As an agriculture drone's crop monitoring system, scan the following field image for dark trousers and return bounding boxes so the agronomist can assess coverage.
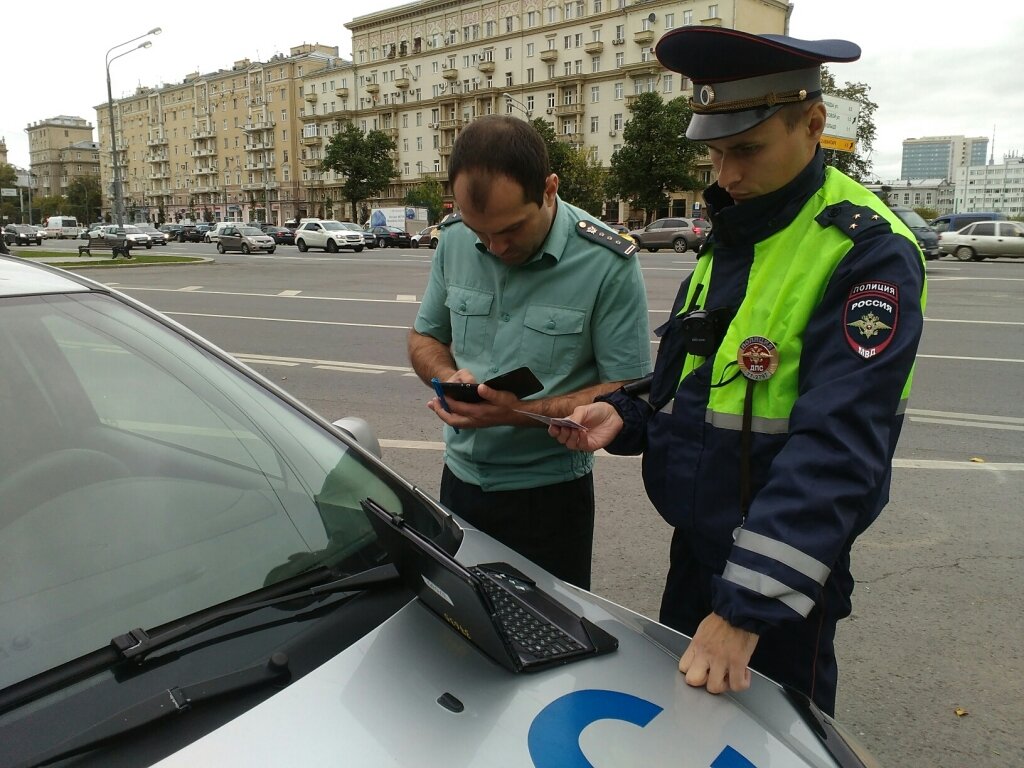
[440,465,595,589]
[659,528,847,716]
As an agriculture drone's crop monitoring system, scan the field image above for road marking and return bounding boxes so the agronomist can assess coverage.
[315,365,386,374]
[396,294,418,302]
[907,408,1024,425]
[167,311,410,331]
[278,289,302,296]
[235,352,412,373]
[179,285,204,291]
[917,353,1023,364]
[925,317,1024,326]
[234,357,299,367]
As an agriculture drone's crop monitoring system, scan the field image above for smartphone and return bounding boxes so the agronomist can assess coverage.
[439,366,543,403]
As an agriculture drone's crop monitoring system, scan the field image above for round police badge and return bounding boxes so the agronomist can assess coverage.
[737,336,779,381]
[698,84,716,107]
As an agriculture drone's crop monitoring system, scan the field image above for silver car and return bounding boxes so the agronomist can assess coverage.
[939,220,1024,261]
[630,217,706,253]
[0,254,878,768]
[216,225,277,254]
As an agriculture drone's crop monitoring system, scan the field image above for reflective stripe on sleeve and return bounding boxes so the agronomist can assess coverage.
[721,562,816,617]
[733,529,830,585]
[705,409,789,434]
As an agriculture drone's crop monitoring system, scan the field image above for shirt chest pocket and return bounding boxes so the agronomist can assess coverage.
[522,305,587,375]
[446,286,494,358]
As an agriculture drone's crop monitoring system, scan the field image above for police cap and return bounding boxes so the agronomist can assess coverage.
[654,27,860,141]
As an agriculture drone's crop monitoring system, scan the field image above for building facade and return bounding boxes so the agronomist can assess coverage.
[96,1,790,225]
[951,153,1024,218]
[900,135,988,181]
[25,116,101,200]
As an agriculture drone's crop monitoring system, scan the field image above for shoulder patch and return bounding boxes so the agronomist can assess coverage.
[574,220,638,259]
[844,281,899,359]
[440,213,463,229]
[815,201,893,242]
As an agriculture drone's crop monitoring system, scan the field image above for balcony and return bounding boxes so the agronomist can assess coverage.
[556,132,584,144]
[439,118,462,130]
[301,134,321,145]
[365,83,380,95]
[144,153,168,163]
[242,181,280,191]
[190,127,216,139]
[620,61,661,79]
[192,185,221,194]
[190,147,217,157]
[301,157,322,168]
[633,29,655,45]
[148,169,170,180]
[442,68,459,80]
[584,41,604,54]
[335,87,349,97]
[242,120,276,132]
[396,77,410,89]
[192,166,218,175]
[539,49,558,63]
[383,127,399,139]
[438,143,454,157]
[555,103,584,116]
[477,60,495,74]
[423,171,448,180]
[305,92,319,103]
[147,135,168,147]
[245,139,275,150]
[244,162,272,171]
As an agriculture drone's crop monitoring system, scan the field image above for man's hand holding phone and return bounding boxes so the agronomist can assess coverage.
[427,367,545,430]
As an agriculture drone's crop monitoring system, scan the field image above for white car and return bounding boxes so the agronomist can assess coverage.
[938,220,1024,261]
[0,254,879,768]
[294,219,365,252]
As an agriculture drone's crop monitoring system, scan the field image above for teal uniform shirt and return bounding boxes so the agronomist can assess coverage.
[414,196,652,492]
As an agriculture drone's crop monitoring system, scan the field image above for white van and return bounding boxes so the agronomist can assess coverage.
[44,215,81,239]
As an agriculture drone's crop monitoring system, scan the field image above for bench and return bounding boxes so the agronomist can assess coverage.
[78,238,132,259]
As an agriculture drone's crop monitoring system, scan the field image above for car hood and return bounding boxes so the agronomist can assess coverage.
[152,529,844,768]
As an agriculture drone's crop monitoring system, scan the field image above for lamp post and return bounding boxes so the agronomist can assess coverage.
[502,92,533,119]
[106,27,160,227]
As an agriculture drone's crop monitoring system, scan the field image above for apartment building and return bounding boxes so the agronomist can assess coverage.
[900,135,989,181]
[25,116,101,200]
[952,153,1024,217]
[97,1,789,225]
[95,44,342,225]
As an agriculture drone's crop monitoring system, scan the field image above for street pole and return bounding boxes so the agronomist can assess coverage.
[105,28,160,228]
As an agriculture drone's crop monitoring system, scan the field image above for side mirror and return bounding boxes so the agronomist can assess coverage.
[333,417,382,458]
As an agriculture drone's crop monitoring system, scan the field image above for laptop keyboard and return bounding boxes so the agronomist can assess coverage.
[473,569,586,659]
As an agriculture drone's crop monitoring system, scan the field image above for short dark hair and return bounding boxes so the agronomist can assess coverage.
[779,95,824,131]
[448,115,550,209]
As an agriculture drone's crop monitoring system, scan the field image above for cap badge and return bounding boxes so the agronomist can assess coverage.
[737,336,779,381]
[698,84,716,107]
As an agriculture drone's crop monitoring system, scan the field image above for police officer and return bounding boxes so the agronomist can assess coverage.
[409,115,652,589]
[550,27,927,715]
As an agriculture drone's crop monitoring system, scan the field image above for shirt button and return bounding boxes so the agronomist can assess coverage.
[459,303,467,312]
[546,320,556,329]
[491,366,499,373]
[502,313,511,322]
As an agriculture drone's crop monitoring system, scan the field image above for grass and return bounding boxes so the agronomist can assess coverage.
[11,250,206,267]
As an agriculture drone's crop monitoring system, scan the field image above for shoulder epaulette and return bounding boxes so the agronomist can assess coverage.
[574,220,638,259]
[815,201,893,242]
[440,213,463,228]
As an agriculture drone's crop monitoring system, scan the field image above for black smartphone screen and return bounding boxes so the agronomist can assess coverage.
[439,367,542,403]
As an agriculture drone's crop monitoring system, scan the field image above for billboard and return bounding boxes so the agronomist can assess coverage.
[821,95,862,153]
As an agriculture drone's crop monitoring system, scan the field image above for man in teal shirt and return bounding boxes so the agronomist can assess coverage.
[409,115,652,588]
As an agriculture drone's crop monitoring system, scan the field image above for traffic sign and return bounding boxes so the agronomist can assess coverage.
[821,95,861,153]
[1,188,17,197]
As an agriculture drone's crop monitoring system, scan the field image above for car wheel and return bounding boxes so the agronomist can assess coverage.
[36,239,42,245]
[672,238,688,253]
[326,239,339,253]
[954,245,975,262]
[241,243,251,254]
[204,235,210,243]
[216,243,225,254]
[268,247,275,254]
[146,243,152,249]
[377,237,386,248]
[296,239,308,252]
[647,247,659,252]
[430,238,438,248]
[354,245,364,252]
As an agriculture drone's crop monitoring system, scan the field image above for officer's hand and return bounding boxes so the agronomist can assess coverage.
[678,613,759,695]
[548,402,623,452]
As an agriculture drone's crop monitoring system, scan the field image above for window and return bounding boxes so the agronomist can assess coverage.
[615,52,624,68]
[527,42,535,57]
[527,68,535,83]
[663,74,673,93]
[708,4,719,18]
[565,35,572,49]
[505,72,514,86]
[526,96,535,111]
[505,47,513,60]
[614,81,624,99]
[416,136,423,150]
[591,85,600,102]
[615,24,624,41]
[665,13,675,29]
[575,33,583,47]
[592,56,601,73]
[506,16,514,32]
[683,10,692,24]
[590,116,600,133]
[527,10,538,26]
[547,6,558,23]
[547,92,556,108]
[613,113,623,130]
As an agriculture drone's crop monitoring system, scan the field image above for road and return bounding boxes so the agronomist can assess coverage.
[57,237,1024,767]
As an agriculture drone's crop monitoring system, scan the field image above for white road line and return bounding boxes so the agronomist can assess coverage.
[396,294,418,302]
[908,417,1024,432]
[179,285,203,291]
[926,318,1024,326]
[278,290,302,296]
[233,358,299,367]
[907,408,1024,425]
[236,352,412,373]
[314,365,386,374]
[917,353,1023,364]
[167,311,409,331]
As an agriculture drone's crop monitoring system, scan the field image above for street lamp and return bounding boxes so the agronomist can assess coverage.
[106,27,160,227]
[502,92,533,119]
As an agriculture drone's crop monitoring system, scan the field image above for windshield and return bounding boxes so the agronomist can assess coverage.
[894,209,930,229]
[123,226,142,234]
[322,221,345,231]
[240,227,264,236]
[0,292,430,691]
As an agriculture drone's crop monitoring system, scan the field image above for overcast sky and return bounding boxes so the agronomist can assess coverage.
[4,0,1022,181]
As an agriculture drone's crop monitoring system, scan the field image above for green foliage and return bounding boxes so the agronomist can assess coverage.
[529,118,606,215]
[34,194,66,220]
[0,164,17,188]
[405,178,445,223]
[322,124,399,221]
[820,67,878,182]
[65,175,102,223]
[915,206,940,221]
[605,93,702,223]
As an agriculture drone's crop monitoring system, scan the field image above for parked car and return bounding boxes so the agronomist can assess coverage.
[370,225,412,249]
[135,224,167,246]
[216,225,277,254]
[938,220,1024,261]
[605,223,637,244]
[3,224,43,246]
[121,225,154,249]
[629,217,704,252]
[888,207,940,261]
[929,211,1007,234]
[179,225,211,243]
[410,225,440,248]
[339,221,375,248]
[159,223,184,241]
[293,219,365,252]
[262,225,296,245]
[91,225,151,249]
[0,252,879,768]
[205,221,241,244]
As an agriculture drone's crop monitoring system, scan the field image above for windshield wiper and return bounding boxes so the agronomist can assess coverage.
[0,563,400,717]
[14,654,291,768]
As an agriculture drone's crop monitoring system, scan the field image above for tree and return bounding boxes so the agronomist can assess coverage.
[405,178,444,224]
[322,123,399,221]
[820,67,878,182]
[605,93,703,222]
[65,175,102,223]
[34,194,66,221]
[0,164,16,188]
[529,118,606,215]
